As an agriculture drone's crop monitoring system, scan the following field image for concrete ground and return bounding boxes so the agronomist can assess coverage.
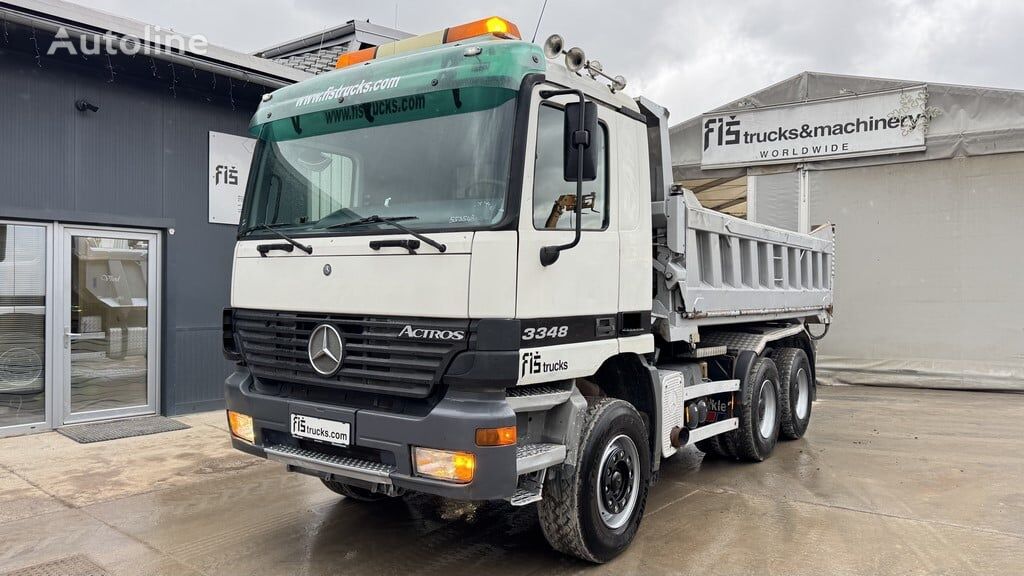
[0,385,1021,576]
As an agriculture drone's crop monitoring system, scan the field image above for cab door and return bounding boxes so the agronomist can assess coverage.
[515,90,620,382]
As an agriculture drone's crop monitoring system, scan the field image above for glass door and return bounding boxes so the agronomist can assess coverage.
[0,221,51,435]
[59,226,160,424]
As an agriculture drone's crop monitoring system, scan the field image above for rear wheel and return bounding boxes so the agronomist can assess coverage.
[733,358,782,462]
[321,479,389,502]
[776,348,813,439]
[538,398,651,563]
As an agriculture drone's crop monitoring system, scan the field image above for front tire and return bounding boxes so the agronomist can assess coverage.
[538,398,651,563]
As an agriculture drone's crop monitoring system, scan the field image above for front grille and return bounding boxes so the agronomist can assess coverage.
[233,309,469,398]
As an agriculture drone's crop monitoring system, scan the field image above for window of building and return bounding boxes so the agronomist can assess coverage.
[532,104,608,230]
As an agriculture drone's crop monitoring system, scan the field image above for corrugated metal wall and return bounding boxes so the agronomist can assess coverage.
[0,45,262,414]
[750,171,800,231]
[809,153,1024,391]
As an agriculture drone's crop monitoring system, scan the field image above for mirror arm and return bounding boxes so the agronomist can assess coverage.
[539,88,587,267]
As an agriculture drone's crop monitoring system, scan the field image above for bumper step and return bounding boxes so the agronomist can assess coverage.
[510,482,544,506]
[265,444,395,485]
[516,443,566,475]
[507,385,573,413]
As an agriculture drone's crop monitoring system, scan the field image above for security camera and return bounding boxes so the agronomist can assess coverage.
[75,99,100,113]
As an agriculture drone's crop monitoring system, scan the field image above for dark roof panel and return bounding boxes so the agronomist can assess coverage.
[255,20,411,75]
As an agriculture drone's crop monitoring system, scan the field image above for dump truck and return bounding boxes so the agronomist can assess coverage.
[222,16,835,562]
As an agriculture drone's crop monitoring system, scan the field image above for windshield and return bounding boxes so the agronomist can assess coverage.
[239,87,517,237]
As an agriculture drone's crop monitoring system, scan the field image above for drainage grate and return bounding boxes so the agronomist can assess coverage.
[57,416,190,444]
[1,555,110,576]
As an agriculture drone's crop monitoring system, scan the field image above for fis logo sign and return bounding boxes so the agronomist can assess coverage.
[520,351,569,377]
[214,164,239,185]
[703,116,741,150]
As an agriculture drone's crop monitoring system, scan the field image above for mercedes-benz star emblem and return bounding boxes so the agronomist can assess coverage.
[308,324,344,376]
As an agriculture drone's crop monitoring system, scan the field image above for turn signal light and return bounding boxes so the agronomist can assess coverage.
[335,46,377,69]
[446,16,521,43]
[475,426,517,446]
[413,447,476,483]
[227,410,255,443]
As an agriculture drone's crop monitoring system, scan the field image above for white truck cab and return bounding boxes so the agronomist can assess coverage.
[222,17,834,563]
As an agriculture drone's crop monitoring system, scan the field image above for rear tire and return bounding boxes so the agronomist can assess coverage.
[321,479,389,502]
[538,398,651,563]
[733,358,782,462]
[776,348,813,440]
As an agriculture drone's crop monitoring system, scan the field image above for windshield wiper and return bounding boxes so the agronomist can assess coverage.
[241,221,299,237]
[327,215,447,253]
[254,224,313,255]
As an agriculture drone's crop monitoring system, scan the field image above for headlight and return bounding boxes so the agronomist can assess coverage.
[413,447,475,483]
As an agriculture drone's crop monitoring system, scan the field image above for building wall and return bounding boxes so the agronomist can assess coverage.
[749,171,800,231]
[809,153,1024,391]
[0,45,261,414]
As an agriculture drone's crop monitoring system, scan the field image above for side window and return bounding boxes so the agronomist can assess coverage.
[0,226,6,262]
[533,104,608,230]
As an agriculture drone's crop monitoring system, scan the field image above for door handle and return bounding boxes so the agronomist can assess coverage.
[64,330,83,349]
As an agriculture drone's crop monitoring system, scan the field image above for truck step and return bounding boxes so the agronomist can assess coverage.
[509,469,547,506]
[516,443,567,475]
[264,444,395,485]
[510,485,544,506]
[507,385,573,412]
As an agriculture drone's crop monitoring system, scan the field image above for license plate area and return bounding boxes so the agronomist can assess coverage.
[290,413,351,447]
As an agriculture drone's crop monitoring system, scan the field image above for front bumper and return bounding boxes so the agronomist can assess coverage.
[224,368,519,500]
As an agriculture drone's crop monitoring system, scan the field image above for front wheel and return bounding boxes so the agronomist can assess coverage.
[538,398,651,563]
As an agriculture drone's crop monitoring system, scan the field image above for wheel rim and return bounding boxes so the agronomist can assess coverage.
[795,368,810,420]
[756,378,777,439]
[597,434,640,530]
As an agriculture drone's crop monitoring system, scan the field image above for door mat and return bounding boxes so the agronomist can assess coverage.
[57,415,190,444]
[1,555,110,576]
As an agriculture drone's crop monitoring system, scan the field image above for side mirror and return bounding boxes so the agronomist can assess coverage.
[563,101,598,182]
[538,89,596,267]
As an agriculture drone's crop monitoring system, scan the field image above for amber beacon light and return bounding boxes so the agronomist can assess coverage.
[336,16,521,69]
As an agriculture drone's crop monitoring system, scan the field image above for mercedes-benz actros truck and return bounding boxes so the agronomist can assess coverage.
[222,16,835,563]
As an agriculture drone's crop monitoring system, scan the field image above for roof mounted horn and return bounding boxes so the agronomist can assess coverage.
[541,34,627,92]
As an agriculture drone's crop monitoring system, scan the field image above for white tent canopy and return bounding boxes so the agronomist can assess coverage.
[669,72,1024,392]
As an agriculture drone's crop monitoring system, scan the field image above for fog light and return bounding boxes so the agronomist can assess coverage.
[227,410,254,443]
[413,447,475,483]
[475,426,517,446]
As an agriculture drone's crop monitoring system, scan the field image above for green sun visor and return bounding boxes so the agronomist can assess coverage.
[251,39,544,140]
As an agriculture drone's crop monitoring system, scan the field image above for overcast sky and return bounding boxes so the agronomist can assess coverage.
[78,0,1024,120]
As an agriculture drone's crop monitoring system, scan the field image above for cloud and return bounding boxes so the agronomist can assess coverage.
[75,0,1024,120]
